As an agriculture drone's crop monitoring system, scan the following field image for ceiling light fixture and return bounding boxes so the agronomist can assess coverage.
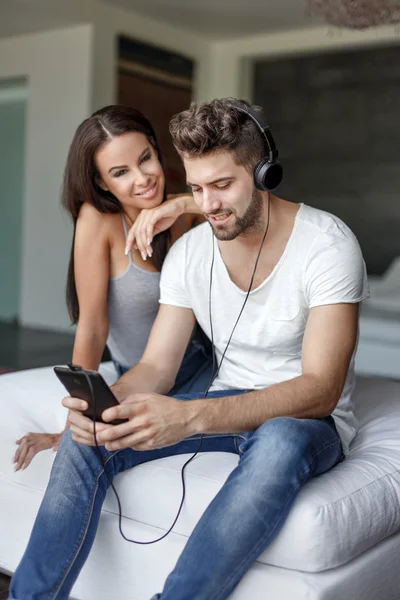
[307,0,400,29]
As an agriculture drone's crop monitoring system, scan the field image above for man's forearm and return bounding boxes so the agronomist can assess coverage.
[111,361,175,402]
[187,373,341,435]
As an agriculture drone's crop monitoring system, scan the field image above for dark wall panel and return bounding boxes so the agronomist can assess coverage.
[253,45,400,275]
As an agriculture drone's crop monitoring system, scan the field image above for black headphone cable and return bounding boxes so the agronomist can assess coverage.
[84,191,271,544]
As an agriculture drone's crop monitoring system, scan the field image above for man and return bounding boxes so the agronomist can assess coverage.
[10,98,369,599]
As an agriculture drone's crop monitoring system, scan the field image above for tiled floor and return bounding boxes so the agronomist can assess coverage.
[0,320,110,371]
[0,572,10,598]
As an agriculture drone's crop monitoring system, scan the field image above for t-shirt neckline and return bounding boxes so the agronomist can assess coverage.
[213,202,305,295]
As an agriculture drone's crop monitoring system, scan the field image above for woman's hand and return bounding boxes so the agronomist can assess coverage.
[125,194,192,259]
[13,432,62,471]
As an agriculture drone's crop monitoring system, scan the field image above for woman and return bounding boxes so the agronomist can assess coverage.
[13,105,211,471]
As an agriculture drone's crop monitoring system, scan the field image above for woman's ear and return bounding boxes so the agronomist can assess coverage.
[97,177,108,192]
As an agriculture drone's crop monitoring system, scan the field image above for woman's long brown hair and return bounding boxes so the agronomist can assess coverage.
[62,105,170,323]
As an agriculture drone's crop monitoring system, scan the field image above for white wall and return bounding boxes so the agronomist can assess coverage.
[0,0,211,108]
[2,3,400,333]
[0,2,211,332]
[0,25,93,331]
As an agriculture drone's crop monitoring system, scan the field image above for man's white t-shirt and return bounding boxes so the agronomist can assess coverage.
[160,203,370,454]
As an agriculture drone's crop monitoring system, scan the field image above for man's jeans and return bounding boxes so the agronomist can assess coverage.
[9,390,342,600]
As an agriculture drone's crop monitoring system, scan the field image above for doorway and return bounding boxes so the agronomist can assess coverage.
[0,78,28,322]
[118,37,194,194]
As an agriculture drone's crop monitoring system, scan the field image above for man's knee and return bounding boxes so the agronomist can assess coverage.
[52,428,102,481]
[57,428,93,460]
[241,417,315,469]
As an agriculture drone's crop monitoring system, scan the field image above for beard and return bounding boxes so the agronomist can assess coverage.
[208,187,265,241]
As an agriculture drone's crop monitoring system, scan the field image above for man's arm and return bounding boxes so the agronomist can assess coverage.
[63,304,196,446]
[189,302,359,434]
[111,304,196,400]
[95,302,359,452]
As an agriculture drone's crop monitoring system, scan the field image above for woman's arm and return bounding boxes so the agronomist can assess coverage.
[71,202,111,369]
[13,203,111,471]
[125,193,203,259]
[167,193,202,215]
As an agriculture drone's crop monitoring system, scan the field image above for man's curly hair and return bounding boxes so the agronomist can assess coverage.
[169,98,266,175]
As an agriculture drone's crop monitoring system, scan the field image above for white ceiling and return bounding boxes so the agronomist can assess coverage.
[104,0,317,38]
[0,0,77,38]
[0,0,320,40]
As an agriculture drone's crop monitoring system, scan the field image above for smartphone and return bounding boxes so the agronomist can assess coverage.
[54,365,127,425]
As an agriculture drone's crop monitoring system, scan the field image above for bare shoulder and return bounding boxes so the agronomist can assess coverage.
[78,202,107,226]
[170,212,201,245]
[77,202,118,239]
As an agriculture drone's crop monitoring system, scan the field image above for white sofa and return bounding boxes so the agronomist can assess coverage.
[1,363,400,599]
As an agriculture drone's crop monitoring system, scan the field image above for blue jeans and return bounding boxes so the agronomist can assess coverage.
[9,390,342,600]
[114,337,214,396]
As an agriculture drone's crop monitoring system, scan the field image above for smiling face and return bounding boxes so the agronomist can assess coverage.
[95,131,165,212]
[184,149,265,240]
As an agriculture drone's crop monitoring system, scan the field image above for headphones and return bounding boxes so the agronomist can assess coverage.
[230,100,283,192]
[85,100,279,549]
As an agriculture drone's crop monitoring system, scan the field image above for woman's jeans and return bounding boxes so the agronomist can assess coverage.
[9,388,343,600]
[114,334,215,396]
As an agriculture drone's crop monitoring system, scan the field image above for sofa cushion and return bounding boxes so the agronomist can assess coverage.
[0,365,399,573]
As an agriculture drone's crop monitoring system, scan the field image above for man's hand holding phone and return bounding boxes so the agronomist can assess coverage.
[94,393,199,452]
[62,396,114,446]
[55,365,129,447]
[56,365,201,451]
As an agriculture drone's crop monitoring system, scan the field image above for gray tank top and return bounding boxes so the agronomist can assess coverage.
[106,215,185,369]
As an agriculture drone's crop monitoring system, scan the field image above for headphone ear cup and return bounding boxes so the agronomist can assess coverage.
[254,158,283,191]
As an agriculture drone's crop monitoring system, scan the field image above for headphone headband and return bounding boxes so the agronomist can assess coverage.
[230,101,279,163]
[228,100,283,192]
